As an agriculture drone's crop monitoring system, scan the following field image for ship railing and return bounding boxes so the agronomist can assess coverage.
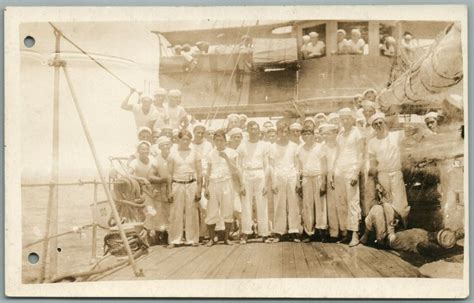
[21,179,126,282]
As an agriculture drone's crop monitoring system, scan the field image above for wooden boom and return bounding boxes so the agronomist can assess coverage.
[378,22,463,114]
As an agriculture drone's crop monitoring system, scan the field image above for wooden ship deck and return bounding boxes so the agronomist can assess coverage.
[96,241,422,281]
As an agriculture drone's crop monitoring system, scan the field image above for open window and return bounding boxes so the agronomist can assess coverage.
[336,21,369,55]
[300,23,326,60]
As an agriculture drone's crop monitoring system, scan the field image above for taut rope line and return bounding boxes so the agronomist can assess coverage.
[48,22,140,93]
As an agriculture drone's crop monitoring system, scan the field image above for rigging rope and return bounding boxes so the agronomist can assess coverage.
[48,22,140,93]
[204,21,247,124]
[211,22,255,126]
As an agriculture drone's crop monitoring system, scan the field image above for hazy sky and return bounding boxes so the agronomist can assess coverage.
[20,21,277,182]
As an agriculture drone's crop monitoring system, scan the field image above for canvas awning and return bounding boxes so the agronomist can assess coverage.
[252,38,298,66]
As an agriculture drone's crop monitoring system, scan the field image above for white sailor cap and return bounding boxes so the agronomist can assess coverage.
[290,122,303,131]
[304,117,315,124]
[156,136,171,146]
[309,31,319,38]
[137,126,152,135]
[351,29,361,36]
[193,122,207,131]
[318,123,339,133]
[302,35,310,42]
[363,88,378,97]
[140,94,153,102]
[168,89,182,98]
[327,112,340,121]
[153,87,167,96]
[368,112,386,125]
[385,36,396,44]
[137,140,151,149]
[227,113,240,121]
[159,125,172,131]
[239,114,248,120]
[355,111,366,123]
[314,113,327,121]
[337,29,346,35]
[424,112,438,121]
[338,107,354,118]
[361,100,377,110]
[227,127,243,137]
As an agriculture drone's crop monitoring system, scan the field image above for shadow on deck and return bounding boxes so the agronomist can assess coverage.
[96,241,424,281]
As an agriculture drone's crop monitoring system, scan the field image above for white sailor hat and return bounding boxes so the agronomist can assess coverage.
[239,114,248,120]
[351,28,361,36]
[289,122,303,131]
[327,112,340,121]
[227,127,243,137]
[385,36,396,44]
[302,35,310,42]
[153,87,167,96]
[140,94,153,102]
[338,107,354,118]
[156,136,171,146]
[368,112,386,125]
[363,88,378,97]
[193,122,207,131]
[355,111,366,123]
[168,89,182,98]
[304,117,315,124]
[136,140,151,149]
[160,124,173,131]
[318,123,338,133]
[137,126,152,135]
[361,100,377,110]
[265,125,277,132]
[337,29,346,35]
[309,31,319,38]
[227,113,240,121]
[314,113,327,121]
[424,112,438,121]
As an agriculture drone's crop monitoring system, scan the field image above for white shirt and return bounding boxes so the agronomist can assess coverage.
[348,38,365,54]
[192,140,213,174]
[238,140,268,179]
[337,39,350,53]
[152,104,169,130]
[207,148,238,180]
[307,40,325,56]
[335,127,363,175]
[128,157,154,179]
[296,142,326,176]
[368,130,405,173]
[167,105,187,129]
[269,141,298,176]
[132,104,157,129]
[169,148,201,181]
[322,142,338,172]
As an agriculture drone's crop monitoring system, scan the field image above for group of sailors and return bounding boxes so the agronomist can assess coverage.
[119,86,459,253]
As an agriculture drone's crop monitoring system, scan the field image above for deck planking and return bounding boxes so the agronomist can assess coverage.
[100,241,421,281]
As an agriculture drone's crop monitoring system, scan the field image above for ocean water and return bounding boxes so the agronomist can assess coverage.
[22,185,109,283]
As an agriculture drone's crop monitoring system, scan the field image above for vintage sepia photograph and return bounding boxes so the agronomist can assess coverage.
[5,5,468,298]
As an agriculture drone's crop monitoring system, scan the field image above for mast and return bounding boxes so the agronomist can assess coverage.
[40,29,61,282]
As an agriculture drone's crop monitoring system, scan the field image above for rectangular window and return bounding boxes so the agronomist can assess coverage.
[336,21,369,55]
[300,23,326,59]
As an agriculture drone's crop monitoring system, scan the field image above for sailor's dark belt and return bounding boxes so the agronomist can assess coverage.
[172,179,196,184]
